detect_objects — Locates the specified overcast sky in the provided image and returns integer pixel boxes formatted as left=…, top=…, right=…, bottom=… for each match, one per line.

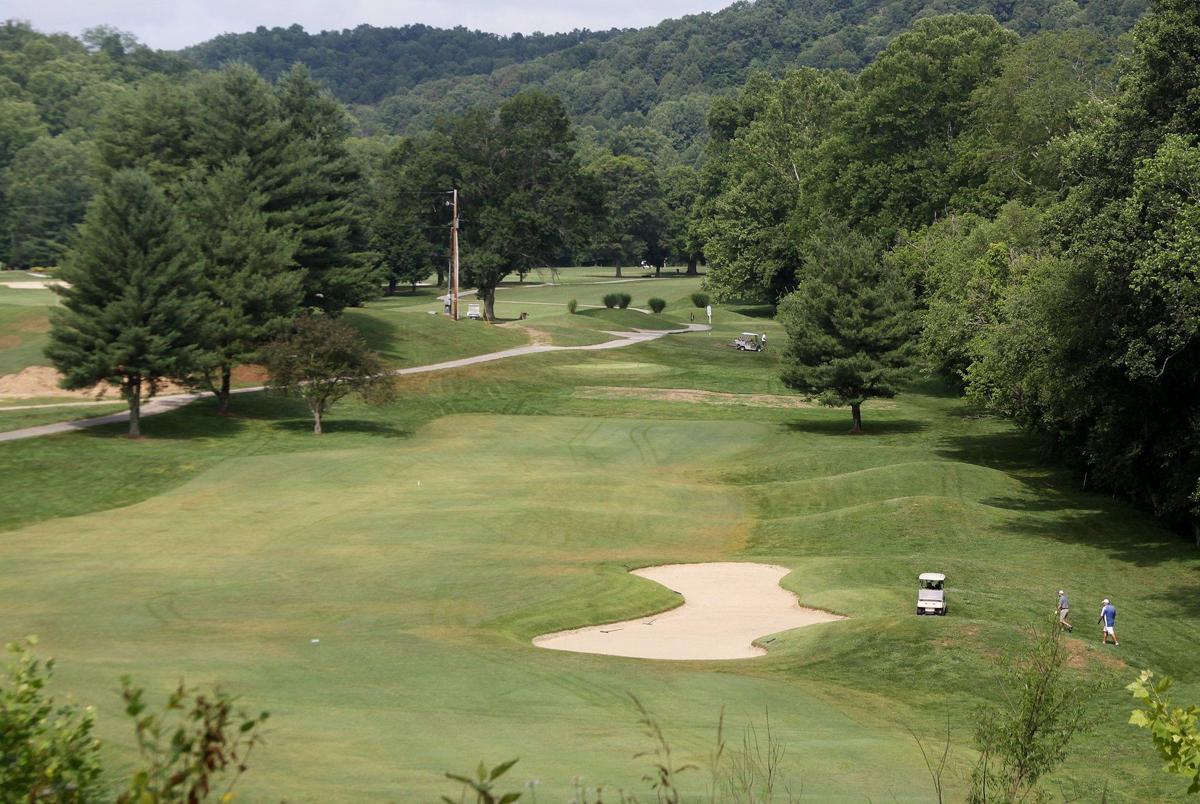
left=8, top=1, right=737, bottom=50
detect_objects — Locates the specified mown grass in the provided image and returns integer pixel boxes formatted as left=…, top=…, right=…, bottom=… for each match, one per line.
left=0, top=293, right=1196, bottom=802
left=0, top=285, right=55, bottom=375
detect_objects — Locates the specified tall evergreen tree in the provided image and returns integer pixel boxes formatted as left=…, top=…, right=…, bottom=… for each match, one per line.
left=274, top=64, right=379, bottom=312
left=180, top=159, right=303, bottom=414
left=777, top=225, right=918, bottom=433
left=46, top=170, right=203, bottom=436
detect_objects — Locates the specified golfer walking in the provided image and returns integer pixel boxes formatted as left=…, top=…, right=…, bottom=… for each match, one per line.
left=1056, top=590, right=1073, bottom=631
left=1098, top=598, right=1118, bottom=646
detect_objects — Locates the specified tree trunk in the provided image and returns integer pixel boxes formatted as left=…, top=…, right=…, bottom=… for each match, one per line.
left=850, top=402, right=863, bottom=434
left=614, top=260, right=622, bottom=278
left=484, top=287, right=497, bottom=322
left=436, top=266, right=446, bottom=287
left=386, top=274, right=397, bottom=296
left=655, top=264, right=662, bottom=277
left=686, top=256, right=698, bottom=276
left=217, top=365, right=232, bottom=415
left=311, top=402, right=323, bottom=435
left=128, top=376, right=142, bottom=437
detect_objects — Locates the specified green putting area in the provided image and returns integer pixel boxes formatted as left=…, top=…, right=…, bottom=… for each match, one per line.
left=0, top=298, right=1196, bottom=802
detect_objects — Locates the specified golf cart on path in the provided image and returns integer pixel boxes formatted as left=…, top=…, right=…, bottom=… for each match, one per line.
left=917, top=572, right=946, bottom=616
left=733, top=332, right=766, bottom=351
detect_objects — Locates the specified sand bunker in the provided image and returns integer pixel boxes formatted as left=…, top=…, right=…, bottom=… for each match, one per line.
left=534, top=562, right=844, bottom=660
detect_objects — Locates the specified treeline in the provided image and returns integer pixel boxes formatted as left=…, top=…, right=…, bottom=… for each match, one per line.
left=180, top=0, right=1148, bottom=162
left=697, top=2, right=1199, bottom=541
left=0, top=22, right=193, bottom=267
left=184, top=23, right=621, bottom=105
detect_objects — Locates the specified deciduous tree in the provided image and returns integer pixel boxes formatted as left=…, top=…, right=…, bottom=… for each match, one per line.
left=261, top=315, right=395, bottom=434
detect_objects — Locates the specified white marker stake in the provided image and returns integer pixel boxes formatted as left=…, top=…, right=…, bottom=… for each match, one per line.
left=706, top=304, right=712, bottom=325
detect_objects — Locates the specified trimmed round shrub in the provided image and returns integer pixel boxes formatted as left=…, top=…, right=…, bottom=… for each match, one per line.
left=690, top=292, right=710, bottom=308
left=648, top=297, right=667, bottom=314
left=602, top=293, right=619, bottom=308
left=617, top=292, right=632, bottom=309
left=567, top=298, right=578, bottom=314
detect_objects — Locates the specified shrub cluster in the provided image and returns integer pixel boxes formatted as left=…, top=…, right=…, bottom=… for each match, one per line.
left=691, top=292, right=710, bottom=308
left=616, top=293, right=632, bottom=309
left=567, top=298, right=577, bottom=314
left=648, top=297, right=667, bottom=313
left=602, top=293, right=619, bottom=308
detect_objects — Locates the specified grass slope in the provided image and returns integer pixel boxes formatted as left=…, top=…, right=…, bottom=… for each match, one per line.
left=0, top=299, right=1196, bottom=802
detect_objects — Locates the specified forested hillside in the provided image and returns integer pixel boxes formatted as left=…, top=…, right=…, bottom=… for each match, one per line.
left=184, top=0, right=1148, bottom=161
left=183, top=24, right=622, bottom=105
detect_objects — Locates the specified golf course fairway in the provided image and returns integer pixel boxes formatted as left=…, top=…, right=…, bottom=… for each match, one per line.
left=1, top=293, right=1197, bottom=801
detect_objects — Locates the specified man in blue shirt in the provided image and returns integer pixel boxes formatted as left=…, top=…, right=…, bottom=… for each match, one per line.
left=1098, top=598, right=1118, bottom=646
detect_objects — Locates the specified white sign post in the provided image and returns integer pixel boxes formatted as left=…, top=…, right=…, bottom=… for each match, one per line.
left=705, top=304, right=712, bottom=325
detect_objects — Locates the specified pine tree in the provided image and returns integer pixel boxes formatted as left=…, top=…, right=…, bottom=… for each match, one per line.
left=274, top=64, right=378, bottom=312
left=180, top=158, right=303, bottom=414
left=46, top=170, right=203, bottom=437
left=777, top=225, right=918, bottom=433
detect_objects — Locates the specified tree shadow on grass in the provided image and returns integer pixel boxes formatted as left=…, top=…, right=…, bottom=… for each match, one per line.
left=728, top=304, right=775, bottom=319
left=76, top=405, right=254, bottom=441
left=1146, top=579, right=1200, bottom=617
left=936, top=431, right=1048, bottom=472
left=995, top=504, right=1196, bottom=567
left=782, top=417, right=927, bottom=436
left=270, top=418, right=411, bottom=438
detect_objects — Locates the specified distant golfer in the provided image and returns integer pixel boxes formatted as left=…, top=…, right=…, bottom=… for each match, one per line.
left=1056, top=590, right=1073, bottom=632
left=1098, top=598, right=1118, bottom=646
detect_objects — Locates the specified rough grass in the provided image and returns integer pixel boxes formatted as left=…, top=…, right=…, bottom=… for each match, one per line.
left=0, top=296, right=1196, bottom=802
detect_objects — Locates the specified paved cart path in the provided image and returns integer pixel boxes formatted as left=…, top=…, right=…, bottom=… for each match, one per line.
left=0, top=324, right=709, bottom=443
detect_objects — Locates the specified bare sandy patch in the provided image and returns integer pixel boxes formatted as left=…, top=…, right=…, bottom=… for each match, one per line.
left=576, top=386, right=816, bottom=409
left=0, top=365, right=186, bottom=400
left=534, top=562, right=845, bottom=660
left=500, top=323, right=553, bottom=347
left=232, top=363, right=269, bottom=384
left=2, top=281, right=67, bottom=290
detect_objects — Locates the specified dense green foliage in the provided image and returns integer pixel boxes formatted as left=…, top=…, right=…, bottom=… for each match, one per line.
left=45, top=170, right=204, bottom=436
left=698, top=1, right=1198, bottom=541
left=425, top=92, right=588, bottom=319
left=0, top=22, right=192, bottom=268
left=0, top=638, right=103, bottom=802
left=180, top=1, right=1148, bottom=162
left=1128, top=671, right=1200, bottom=795
left=184, top=23, right=620, bottom=105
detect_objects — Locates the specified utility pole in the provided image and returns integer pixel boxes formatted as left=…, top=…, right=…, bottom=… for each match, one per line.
left=449, top=188, right=460, bottom=321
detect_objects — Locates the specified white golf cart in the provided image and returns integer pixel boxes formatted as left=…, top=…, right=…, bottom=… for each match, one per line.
left=466, top=302, right=482, bottom=320
left=917, top=572, right=946, bottom=616
left=733, top=332, right=766, bottom=352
